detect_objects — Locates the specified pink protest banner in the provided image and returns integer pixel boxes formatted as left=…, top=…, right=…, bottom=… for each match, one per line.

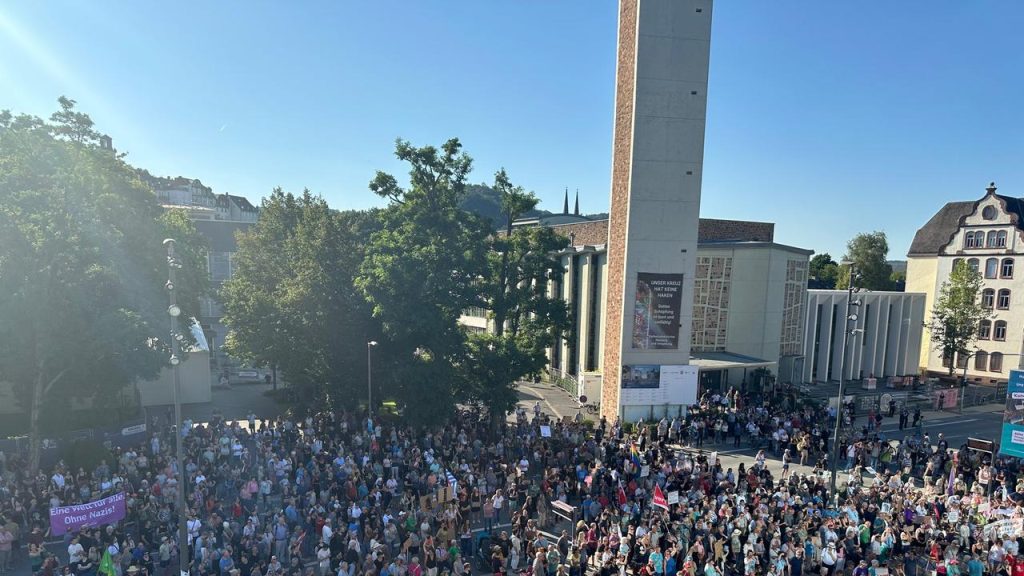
left=49, top=492, right=126, bottom=536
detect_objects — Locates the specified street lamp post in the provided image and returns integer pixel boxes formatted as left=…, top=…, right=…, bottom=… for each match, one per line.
left=163, top=238, right=190, bottom=576
left=367, top=341, right=378, bottom=420
left=830, top=263, right=862, bottom=499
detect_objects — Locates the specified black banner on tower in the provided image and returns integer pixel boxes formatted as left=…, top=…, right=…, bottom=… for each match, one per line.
left=631, top=272, right=683, bottom=350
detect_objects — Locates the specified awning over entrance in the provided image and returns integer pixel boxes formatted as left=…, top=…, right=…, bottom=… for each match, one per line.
left=689, top=351, right=775, bottom=371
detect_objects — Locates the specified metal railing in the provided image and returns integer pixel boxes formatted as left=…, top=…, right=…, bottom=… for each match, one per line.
left=544, top=367, right=579, bottom=398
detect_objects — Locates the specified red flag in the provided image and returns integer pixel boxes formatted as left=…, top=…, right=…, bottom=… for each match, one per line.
left=652, top=484, right=669, bottom=510
left=618, top=485, right=627, bottom=506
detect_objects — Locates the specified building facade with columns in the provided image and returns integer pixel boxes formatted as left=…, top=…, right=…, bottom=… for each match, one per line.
left=801, top=290, right=926, bottom=384
left=463, top=217, right=813, bottom=420
left=908, top=183, right=1024, bottom=382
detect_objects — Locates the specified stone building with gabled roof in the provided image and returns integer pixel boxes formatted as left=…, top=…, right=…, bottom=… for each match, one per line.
left=907, top=182, right=1024, bottom=382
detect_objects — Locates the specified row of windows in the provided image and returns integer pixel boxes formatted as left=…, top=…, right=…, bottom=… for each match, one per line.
left=946, top=351, right=1005, bottom=372
left=981, top=289, right=1012, bottom=310
left=954, top=257, right=1014, bottom=279
left=978, top=319, right=1008, bottom=341
left=964, top=230, right=1007, bottom=249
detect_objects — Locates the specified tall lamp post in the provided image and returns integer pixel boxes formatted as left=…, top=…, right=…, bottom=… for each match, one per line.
left=163, top=238, right=190, bottom=576
left=830, top=262, right=863, bottom=499
left=367, top=341, right=378, bottom=420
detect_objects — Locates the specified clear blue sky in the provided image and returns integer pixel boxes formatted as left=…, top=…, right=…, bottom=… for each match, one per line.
left=3, top=1, right=1023, bottom=258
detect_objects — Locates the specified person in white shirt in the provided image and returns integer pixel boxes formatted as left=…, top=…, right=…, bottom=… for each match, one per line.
left=68, top=536, right=84, bottom=564
left=322, top=519, right=333, bottom=544
left=492, top=491, right=504, bottom=523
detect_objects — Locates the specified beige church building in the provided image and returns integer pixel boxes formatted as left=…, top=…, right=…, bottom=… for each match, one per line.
left=907, top=183, right=1024, bottom=383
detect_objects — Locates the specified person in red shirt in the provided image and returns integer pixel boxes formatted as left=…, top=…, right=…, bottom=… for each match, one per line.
left=1011, top=555, right=1024, bottom=576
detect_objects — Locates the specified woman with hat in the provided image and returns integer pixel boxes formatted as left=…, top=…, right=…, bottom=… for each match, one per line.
left=821, top=541, right=838, bottom=576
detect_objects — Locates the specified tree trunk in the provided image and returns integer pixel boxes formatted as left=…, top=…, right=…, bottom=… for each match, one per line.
left=494, top=212, right=513, bottom=338
left=272, top=364, right=278, bottom=391
left=28, top=369, right=44, bottom=475
left=28, top=322, right=46, bottom=475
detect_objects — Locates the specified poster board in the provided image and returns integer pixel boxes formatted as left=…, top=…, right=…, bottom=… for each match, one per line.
left=1000, top=370, right=1024, bottom=459
left=632, top=273, right=683, bottom=350
left=620, top=365, right=698, bottom=406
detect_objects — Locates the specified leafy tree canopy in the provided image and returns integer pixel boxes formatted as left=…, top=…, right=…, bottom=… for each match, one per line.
left=926, top=260, right=991, bottom=375
left=838, top=231, right=893, bottom=291
left=221, top=189, right=382, bottom=414
left=809, top=253, right=839, bottom=289
left=0, top=98, right=208, bottom=471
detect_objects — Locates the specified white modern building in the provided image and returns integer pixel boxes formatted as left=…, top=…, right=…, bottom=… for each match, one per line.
left=801, top=290, right=926, bottom=384
left=908, top=183, right=1024, bottom=383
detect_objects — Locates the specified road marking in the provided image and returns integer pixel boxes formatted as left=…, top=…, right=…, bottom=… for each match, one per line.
left=519, top=384, right=564, bottom=419
left=880, top=418, right=978, bottom=431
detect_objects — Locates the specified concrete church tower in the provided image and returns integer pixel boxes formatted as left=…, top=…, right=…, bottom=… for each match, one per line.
left=601, top=0, right=713, bottom=421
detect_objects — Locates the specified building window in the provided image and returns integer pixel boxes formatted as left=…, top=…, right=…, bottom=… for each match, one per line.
left=968, top=258, right=980, bottom=273
left=987, top=230, right=998, bottom=247
left=983, top=205, right=997, bottom=220
left=1002, top=258, right=1014, bottom=278
left=998, top=289, right=1011, bottom=310
left=953, top=258, right=964, bottom=271
left=986, top=258, right=999, bottom=279
left=964, top=231, right=978, bottom=248
left=982, top=289, right=995, bottom=309
left=209, top=251, right=231, bottom=282
left=975, top=351, right=989, bottom=371
left=991, top=352, right=1004, bottom=372
left=997, top=230, right=1008, bottom=247
left=979, top=319, right=991, bottom=339
left=956, top=353, right=969, bottom=370
left=942, top=352, right=953, bottom=369
left=994, top=320, right=1007, bottom=341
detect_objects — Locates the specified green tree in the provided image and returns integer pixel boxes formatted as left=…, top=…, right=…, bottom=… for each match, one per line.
left=465, top=170, right=570, bottom=419
left=837, top=231, right=893, bottom=290
left=926, top=260, right=991, bottom=375
left=49, top=96, right=101, bottom=144
left=809, top=253, right=838, bottom=289
left=0, top=100, right=207, bottom=472
left=890, top=269, right=906, bottom=287
left=222, top=189, right=381, bottom=413
left=356, top=138, right=492, bottom=423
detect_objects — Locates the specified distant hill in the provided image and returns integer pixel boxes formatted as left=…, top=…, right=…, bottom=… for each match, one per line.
left=461, top=183, right=606, bottom=228
left=461, top=183, right=548, bottom=227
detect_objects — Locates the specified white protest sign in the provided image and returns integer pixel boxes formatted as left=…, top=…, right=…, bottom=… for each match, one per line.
left=641, top=465, right=650, bottom=478
left=540, top=426, right=551, bottom=437
left=667, top=491, right=680, bottom=505
left=983, top=519, right=1023, bottom=540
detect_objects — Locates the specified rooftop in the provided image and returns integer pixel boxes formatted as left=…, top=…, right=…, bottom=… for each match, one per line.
left=908, top=183, right=1024, bottom=256
left=544, top=217, right=777, bottom=248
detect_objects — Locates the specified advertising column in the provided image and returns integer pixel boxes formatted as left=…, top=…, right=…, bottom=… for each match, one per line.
left=999, top=369, right=1024, bottom=458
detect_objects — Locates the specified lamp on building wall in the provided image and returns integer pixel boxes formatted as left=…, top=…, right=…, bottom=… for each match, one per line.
left=830, top=261, right=863, bottom=499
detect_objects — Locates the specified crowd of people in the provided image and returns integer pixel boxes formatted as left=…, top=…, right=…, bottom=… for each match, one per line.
left=0, top=386, right=1023, bottom=576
